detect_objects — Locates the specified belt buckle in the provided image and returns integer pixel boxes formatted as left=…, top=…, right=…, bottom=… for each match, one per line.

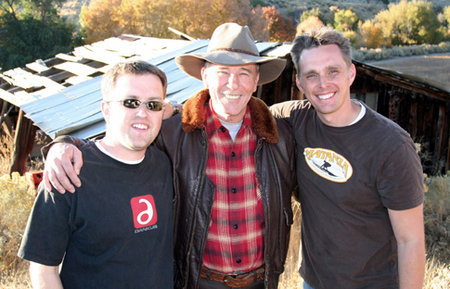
left=223, top=273, right=239, bottom=284
left=224, top=271, right=253, bottom=288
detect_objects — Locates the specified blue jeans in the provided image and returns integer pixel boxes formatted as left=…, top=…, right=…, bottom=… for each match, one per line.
left=303, top=281, right=314, bottom=289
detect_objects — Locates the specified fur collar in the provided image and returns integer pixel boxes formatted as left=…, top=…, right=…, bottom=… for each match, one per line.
left=181, top=89, right=279, bottom=144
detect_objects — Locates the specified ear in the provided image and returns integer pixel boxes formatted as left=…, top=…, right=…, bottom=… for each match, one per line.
left=101, top=101, right=110, bottom=123
left=200, top=66, right=209, bottom=88
left=252, top=72, right=260, bottom=93
left=349, top=64, right=356, bottom=85
left=295, top=74, right=304, bottom=94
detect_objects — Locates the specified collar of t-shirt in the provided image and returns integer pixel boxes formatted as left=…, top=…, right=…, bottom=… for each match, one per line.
left=95, top=141, right=145, bottom=164
left=348, top=99, right=366, bottom=126
left=219, top=119, right=244, bottom=141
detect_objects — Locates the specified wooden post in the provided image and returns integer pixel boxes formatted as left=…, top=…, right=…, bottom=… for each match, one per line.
left=432, top=105, right=445, bottom=174
left=9, top=109, right=37, bottom=175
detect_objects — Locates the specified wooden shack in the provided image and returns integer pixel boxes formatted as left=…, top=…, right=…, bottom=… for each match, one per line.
left=1, top=35, right=449, bottom=176
left=259, top=56, right=450, bottom=175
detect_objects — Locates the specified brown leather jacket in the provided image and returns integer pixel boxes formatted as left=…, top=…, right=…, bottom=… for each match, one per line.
left=156, top=89, right=297, bottom=289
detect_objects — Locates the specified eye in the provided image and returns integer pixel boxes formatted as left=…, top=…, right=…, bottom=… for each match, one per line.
left=123, top=99, right=140, bottom=108
left=146, top=101, right=164, bottom=111
left=305, top=74, right=318, bottom=80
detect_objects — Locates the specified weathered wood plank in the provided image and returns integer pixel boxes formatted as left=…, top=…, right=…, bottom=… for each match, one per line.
left=26, top=60, right=49, bottom=73
left=55, top=53, right=83, bottom=63
left=54, top=62, right=98, bottom=77
left=3, top=68, right=65, bottom=92
left=73, top=45, right=126, bottom=64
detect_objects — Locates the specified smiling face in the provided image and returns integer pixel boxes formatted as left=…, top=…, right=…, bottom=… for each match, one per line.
left=101, top=73, right=165, bottom=160
left=296, top=44, right=357, bottom=126
left=201, top=63, right=259, bottom=123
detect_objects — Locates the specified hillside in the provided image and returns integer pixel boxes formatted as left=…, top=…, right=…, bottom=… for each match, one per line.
left=265, top=0, right=449, bottom=25
left=61, top=0, right=449, bottom=27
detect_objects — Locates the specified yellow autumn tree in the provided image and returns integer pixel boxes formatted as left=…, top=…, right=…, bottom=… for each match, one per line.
left=118, top=0, right=172, bottom=38
left=296, top=15, right=324, bottom=36
left=358, top=19, right=383, bottom=48
left=80, top=0, right=270, bottom=43
left=169, top=0, right=268, bottom=40
left=80, top=0, right=122, bottom=43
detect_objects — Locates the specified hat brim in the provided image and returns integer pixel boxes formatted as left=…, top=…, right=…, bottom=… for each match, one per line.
left=175, top=51, right=286, bottom=85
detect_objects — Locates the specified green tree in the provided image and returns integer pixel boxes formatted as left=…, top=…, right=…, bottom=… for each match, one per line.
left=0, top=0, right=81, bottom=71
left=444, top=6, right=450, bottom=27
left=374, top=0, right=444, bottom=46
left=334, top=9, right=358, bottom=32
left=22, top=0, right=65, bottom=24
left=300, top=8, right=327, bottom=25
left=250, top=0, right=267, bottom=7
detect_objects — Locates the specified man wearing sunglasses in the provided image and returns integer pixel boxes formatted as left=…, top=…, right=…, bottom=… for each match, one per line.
left=40, top=23, right=296, bottom=289
left=18, top=61, right=174, bottom=289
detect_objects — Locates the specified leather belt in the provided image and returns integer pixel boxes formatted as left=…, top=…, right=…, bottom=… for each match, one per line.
left=200, top=265, right=265, bottom=288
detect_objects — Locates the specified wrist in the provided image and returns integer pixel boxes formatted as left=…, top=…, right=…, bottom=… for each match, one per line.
left=165, top=99, right=181, bottom=116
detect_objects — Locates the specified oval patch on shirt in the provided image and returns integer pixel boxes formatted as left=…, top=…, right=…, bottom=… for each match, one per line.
left=304, top=147, right=353, bottom=183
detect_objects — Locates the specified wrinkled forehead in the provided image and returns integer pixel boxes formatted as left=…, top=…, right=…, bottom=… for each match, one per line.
left=204, top=62, right=260, bottom=74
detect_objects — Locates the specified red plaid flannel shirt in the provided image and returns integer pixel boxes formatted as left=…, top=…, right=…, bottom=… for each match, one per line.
left=202, top=101, right=265, bottom=273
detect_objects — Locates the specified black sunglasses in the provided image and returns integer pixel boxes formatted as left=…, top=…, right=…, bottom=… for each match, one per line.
left=110, top=99, right=164, bottom=111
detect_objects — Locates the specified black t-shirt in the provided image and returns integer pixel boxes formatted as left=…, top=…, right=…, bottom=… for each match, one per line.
left=272, top=100, right=424, bottom=289
left=19, top=143, right=174, bottom=289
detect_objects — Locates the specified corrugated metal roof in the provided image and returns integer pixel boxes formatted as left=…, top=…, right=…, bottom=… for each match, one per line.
left=0, top=35, right=286, bottom=139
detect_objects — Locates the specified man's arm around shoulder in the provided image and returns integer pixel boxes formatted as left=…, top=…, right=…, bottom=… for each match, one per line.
left=270, top=99, right=310, bottom=119
left=42, top=135, right=88, bottom=194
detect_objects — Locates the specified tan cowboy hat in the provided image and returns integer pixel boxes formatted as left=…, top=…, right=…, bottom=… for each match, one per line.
left=175, top=23, right=286, bottom=85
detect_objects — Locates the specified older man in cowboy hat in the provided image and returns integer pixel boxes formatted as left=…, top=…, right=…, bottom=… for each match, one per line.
left=42, top=23, right=296, bottom=289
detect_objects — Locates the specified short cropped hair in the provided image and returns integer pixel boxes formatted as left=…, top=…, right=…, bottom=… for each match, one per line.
left=290, top=26, right=352, bottom=72
left=101, top=60, right=168, bottom=100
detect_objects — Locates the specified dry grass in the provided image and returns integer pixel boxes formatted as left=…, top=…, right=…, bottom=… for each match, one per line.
left=278, top=200, right=303, bottom=289
left=0, top=173, right=35, bottom=289
left=0, top=133, right=13, bottom=176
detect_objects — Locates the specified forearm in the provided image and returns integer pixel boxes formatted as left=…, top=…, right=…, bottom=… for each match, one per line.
left=397, top=240, right=425, bottom=289
left=29, top=262, right=64, bottom=289
left=41, top=135, right=89, bottom=159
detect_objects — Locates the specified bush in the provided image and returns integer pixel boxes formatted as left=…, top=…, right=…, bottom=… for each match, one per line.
left=424, top=173, right=450, bottom=262
left=353, top=42, right=450, bottom=61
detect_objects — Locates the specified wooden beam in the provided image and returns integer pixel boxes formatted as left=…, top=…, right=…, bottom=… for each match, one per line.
left=55, top=52, right=83, bottom=63
left=357, top=66, right=450, bottom=102
left=9, top=109, right=37, bottom=175
left=432, top=105, right=445, bottom=174
left=3, top=68, right=65, bottom=92
left=26, top=60, right=49, bottom=73
left=54, top=62, right=98, bottom=77
left=409, top=101, right=418, bottom=140
left=73, top=46, right=126, bottom=65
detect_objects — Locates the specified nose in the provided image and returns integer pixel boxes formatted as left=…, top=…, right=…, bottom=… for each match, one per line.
left=135, top=103, right=149, bottom=117
left=227, top=73, right=239, bottom=90
left=318, top=74, right=328, bottom=88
